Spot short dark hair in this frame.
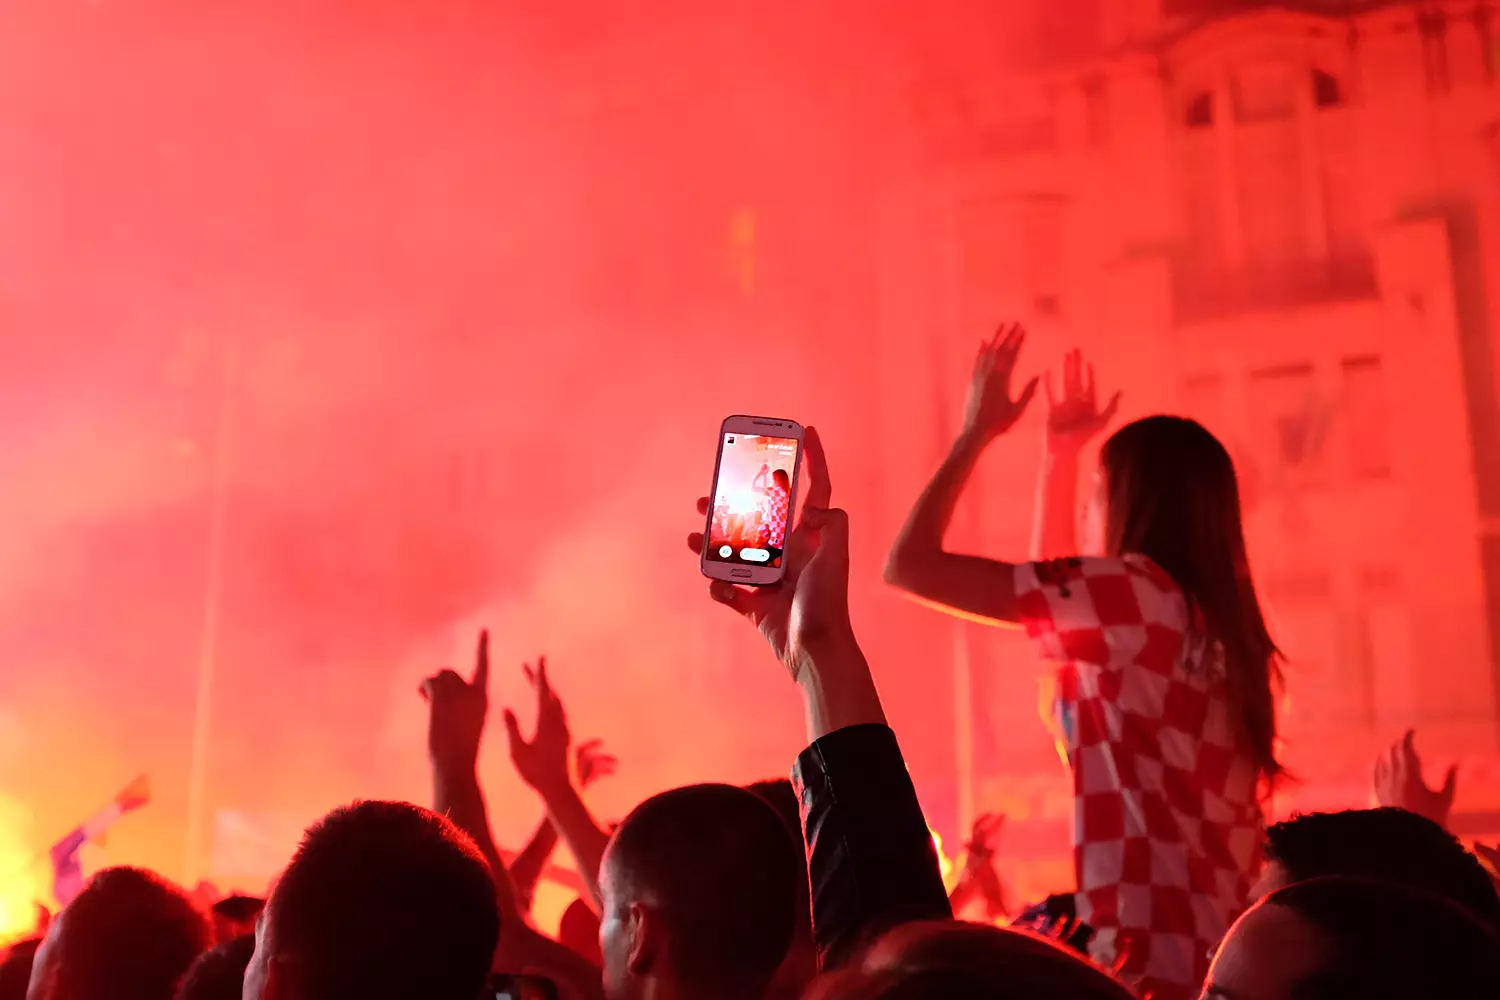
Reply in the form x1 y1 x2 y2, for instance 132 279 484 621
808 921 1136 1000
1264 808 1500 924
41 867 209 1000
0 938 40 1000
1269 876 1500 999
606 784 800 997
269 801 500 1000
176 935 255 1000
210 895 264 924
744 777 809 929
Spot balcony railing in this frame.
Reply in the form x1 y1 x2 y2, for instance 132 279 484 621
1172 253 1379 324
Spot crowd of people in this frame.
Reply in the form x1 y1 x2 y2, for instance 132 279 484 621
4 328 1500 999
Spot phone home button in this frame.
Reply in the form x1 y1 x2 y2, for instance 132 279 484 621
730 568 753 579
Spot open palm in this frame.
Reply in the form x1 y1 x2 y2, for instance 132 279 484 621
962 323 1040 443
1046 349 1120 453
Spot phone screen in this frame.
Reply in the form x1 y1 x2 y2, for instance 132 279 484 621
491 975 559 1000
706 432 800 569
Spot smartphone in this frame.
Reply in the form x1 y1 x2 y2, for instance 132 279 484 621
701 415 804 587
490 974 559 1000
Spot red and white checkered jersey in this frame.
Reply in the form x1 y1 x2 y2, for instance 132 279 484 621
764 484 790 548
1015 554 1264 1000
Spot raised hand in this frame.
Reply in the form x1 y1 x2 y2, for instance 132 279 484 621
1374 729 1457 828
961 323 1040 445
419 630 492 775
574 739 617 789
1045 348 1120 454
502 658 573 795
688 427 850 681
965 813 1006 858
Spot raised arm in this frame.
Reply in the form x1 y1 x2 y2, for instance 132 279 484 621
503 663 612 910
1030 349 1120 561
884 324 1037 625
421 632 522 923
508 740 616 912
691 428 951 970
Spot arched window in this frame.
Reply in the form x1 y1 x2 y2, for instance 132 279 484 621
1185 91 1214 128
1313 70 1342 108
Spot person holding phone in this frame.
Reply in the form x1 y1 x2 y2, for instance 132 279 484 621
884 325 1283 1000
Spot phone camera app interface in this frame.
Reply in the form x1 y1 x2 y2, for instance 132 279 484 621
707 434 796 569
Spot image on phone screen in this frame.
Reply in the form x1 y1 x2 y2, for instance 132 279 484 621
705 431 799 570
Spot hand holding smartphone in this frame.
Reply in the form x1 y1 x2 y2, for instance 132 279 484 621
700 415 804 587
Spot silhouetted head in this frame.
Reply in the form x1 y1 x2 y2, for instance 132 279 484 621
558 899 603 965
1206 876 1500 999
243 801 499 1000
745 778 814 1000
1254 808 1500 925
27 866 209 1000
599 784 800 1000
209 896 263 947
1098 415 1282 786
773 469 791 491
807 920 1135 1000
0 940 40 1000
176 934 254 1000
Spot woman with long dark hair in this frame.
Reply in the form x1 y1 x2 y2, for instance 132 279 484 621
885 325 1282 1000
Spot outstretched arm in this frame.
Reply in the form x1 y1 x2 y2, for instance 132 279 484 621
422 633 521 920
1030 349 1120 561
691 429 951 970
507 741 616 913
503 663 612 909
885 324 1037 625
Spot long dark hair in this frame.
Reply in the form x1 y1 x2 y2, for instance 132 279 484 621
1100 416 1283 789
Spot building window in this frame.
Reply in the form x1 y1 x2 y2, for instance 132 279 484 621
1083 75 1110 147
1341 355 1392 479
1313 70 1342 108
1248 363 1329 492
1021 200 1065 319
1420 10 1451 93
1185 92 1214 129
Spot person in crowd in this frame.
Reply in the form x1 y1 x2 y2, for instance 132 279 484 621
208 896 263 947
690 426 1133 1000
510 739 616 913
503 664 818 999
1203 875 1500 999
559 899 605 966
502 657 613 910
0 940 39 1000
756 467 792 562
690 426 952 969
1373 728 1458 829
947 814 1009 922
597 784 801 1000
807 921 1136 1000
1250 807 1500 924
420 637 607 1000
885 330 1281 999
241 800 499 1000
175 935 253 1000
745 778 818 1000
27 866 209 1000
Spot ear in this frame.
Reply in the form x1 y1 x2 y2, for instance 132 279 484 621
626 902 661 976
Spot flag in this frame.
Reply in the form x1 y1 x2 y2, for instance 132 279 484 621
49 776 151 907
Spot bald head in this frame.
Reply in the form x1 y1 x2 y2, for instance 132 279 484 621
599 784 801 1000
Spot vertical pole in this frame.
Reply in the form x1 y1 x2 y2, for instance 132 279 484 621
939 165 976 839
183 334 237 886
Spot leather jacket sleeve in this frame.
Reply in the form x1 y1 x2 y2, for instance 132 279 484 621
792 723 953 971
